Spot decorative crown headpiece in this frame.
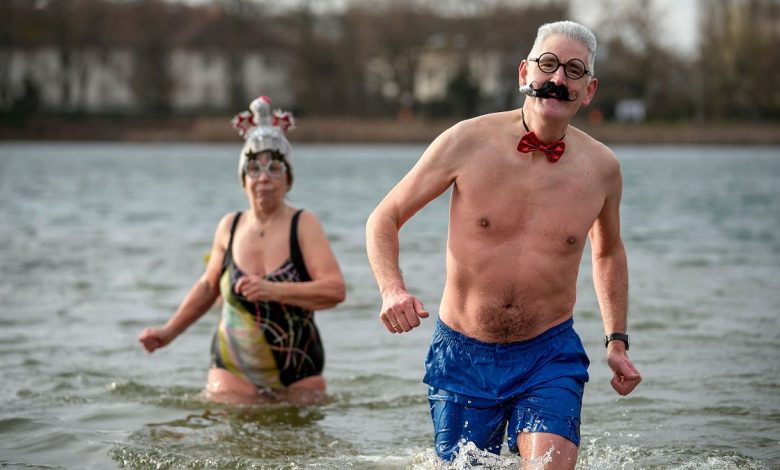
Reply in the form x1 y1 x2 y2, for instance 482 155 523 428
232 96 295 183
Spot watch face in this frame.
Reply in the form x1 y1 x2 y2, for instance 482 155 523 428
605 334 629 350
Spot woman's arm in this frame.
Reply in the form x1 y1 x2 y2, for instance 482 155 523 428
235 211 346 311
138 213 232 352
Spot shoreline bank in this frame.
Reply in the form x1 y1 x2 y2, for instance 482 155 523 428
2 116 779 145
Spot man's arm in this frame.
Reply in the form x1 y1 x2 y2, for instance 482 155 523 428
589 159 642 395
366 125 463 333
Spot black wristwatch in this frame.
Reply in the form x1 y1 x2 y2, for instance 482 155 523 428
604 333 629 350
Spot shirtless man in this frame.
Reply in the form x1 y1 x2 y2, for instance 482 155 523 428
365 21 641 467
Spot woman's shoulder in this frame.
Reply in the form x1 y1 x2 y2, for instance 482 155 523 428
289 207 328 236
217 211 242 229
212 211 242 241
291 207 319 226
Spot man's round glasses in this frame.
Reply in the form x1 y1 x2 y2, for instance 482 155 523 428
529 52 591 80
245 159 287 180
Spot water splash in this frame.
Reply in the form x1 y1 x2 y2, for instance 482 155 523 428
578 442 773 469
407 441 558 470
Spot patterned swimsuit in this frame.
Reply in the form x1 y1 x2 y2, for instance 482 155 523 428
210 210 324 391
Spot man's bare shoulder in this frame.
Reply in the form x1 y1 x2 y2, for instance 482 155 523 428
569 125 621 172
436 110 519 152
439 110 515 136
457 109 518 132
428 110 518 160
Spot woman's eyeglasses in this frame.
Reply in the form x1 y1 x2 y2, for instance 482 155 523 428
245 159 287 180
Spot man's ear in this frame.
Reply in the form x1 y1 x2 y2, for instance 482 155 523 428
518 60 529 88
581 77 598 106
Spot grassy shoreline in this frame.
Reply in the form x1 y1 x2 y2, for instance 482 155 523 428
2 116 779 145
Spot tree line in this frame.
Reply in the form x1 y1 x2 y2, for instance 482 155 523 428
2 0 778 123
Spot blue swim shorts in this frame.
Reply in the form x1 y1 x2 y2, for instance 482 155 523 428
423 318 589 461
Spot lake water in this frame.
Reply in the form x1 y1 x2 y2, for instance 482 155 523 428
0 142 778 469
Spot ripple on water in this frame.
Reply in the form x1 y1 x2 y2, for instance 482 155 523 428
0 334 31 347
133 280 178 293
324 373 426 411
107 380 191 401
630 320 668 331
578 436 774 469
111 405 346 467
0 417 47 434
6 428 82 455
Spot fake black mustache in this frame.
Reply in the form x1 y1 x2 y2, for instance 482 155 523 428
518 81 578 101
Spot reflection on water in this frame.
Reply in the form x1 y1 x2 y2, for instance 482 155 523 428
0 142 778 469
114 406 333 466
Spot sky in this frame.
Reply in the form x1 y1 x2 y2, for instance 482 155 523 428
571 0 699 56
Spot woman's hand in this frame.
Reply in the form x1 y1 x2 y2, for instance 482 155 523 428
235 275 277 302
138 325 175 353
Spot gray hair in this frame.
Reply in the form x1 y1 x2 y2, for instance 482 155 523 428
530 21 597 76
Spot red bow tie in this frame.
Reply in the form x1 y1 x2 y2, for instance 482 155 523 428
516 131 566 163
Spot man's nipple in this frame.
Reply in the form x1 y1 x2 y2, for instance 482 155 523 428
479 218 490 228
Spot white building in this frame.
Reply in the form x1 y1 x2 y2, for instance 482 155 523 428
3 47 137 112
615 99 647 123
1 47 292 113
